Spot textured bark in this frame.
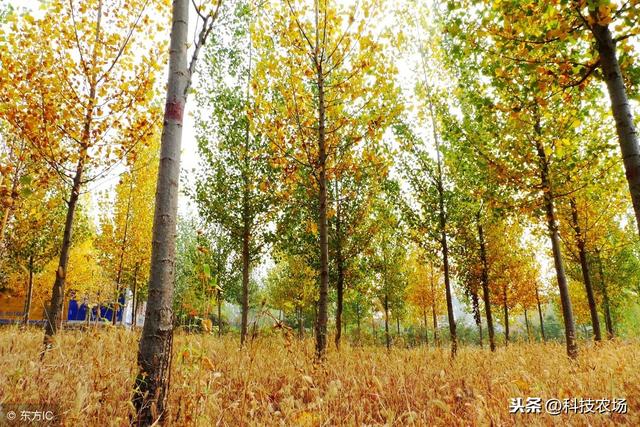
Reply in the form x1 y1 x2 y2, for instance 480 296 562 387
23 255 34 325
430 102 456 357
471 288 483 348
524 308 530 343
534 121 577 358
133 0 190 423
535 285 546 342
477 217 495 351
314 30 329 361
590 21 640 234
569 198 602 341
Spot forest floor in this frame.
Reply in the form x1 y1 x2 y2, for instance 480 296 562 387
0 326 638 426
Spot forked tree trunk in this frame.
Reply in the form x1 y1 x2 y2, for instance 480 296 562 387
43 0 101 349
133 0 190 423
590 20 640 235
570 198 602 341
534 120 577 358
477 215 496 351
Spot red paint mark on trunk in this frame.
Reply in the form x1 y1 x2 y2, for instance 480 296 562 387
165 99 184 123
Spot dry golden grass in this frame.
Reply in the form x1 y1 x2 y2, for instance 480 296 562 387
0 326 638 426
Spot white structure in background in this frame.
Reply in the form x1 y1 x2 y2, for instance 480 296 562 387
122 289 146 327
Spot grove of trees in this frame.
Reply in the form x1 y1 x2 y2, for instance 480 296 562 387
0 0 638 424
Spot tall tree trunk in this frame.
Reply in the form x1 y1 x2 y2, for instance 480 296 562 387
371 312 376 338
0 205 11 243
535 284 546 342
396 316 400 335
590 20 640 234
503 285 509 345
602 283 614 339
524 308 530 343
132 263 139 327
44 0 103 347
133 0 191 423
471 288 483 348
570 198 602 341
240 200 250 345
240 18 253 346
534 119 578 358
23 255 34 325
0 167 20 242
596 251 614 339
477 214 496 351
334 179 345 350
430 102 456 357
314 5 329 360
217 292 222 337
43 156 86 345
432 301 438 346
356 305 361 343
384 294 390 350
297 306 303 339
113 178 134 325
423 308 429 346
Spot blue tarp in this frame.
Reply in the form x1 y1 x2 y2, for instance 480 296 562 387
67 294 125 322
